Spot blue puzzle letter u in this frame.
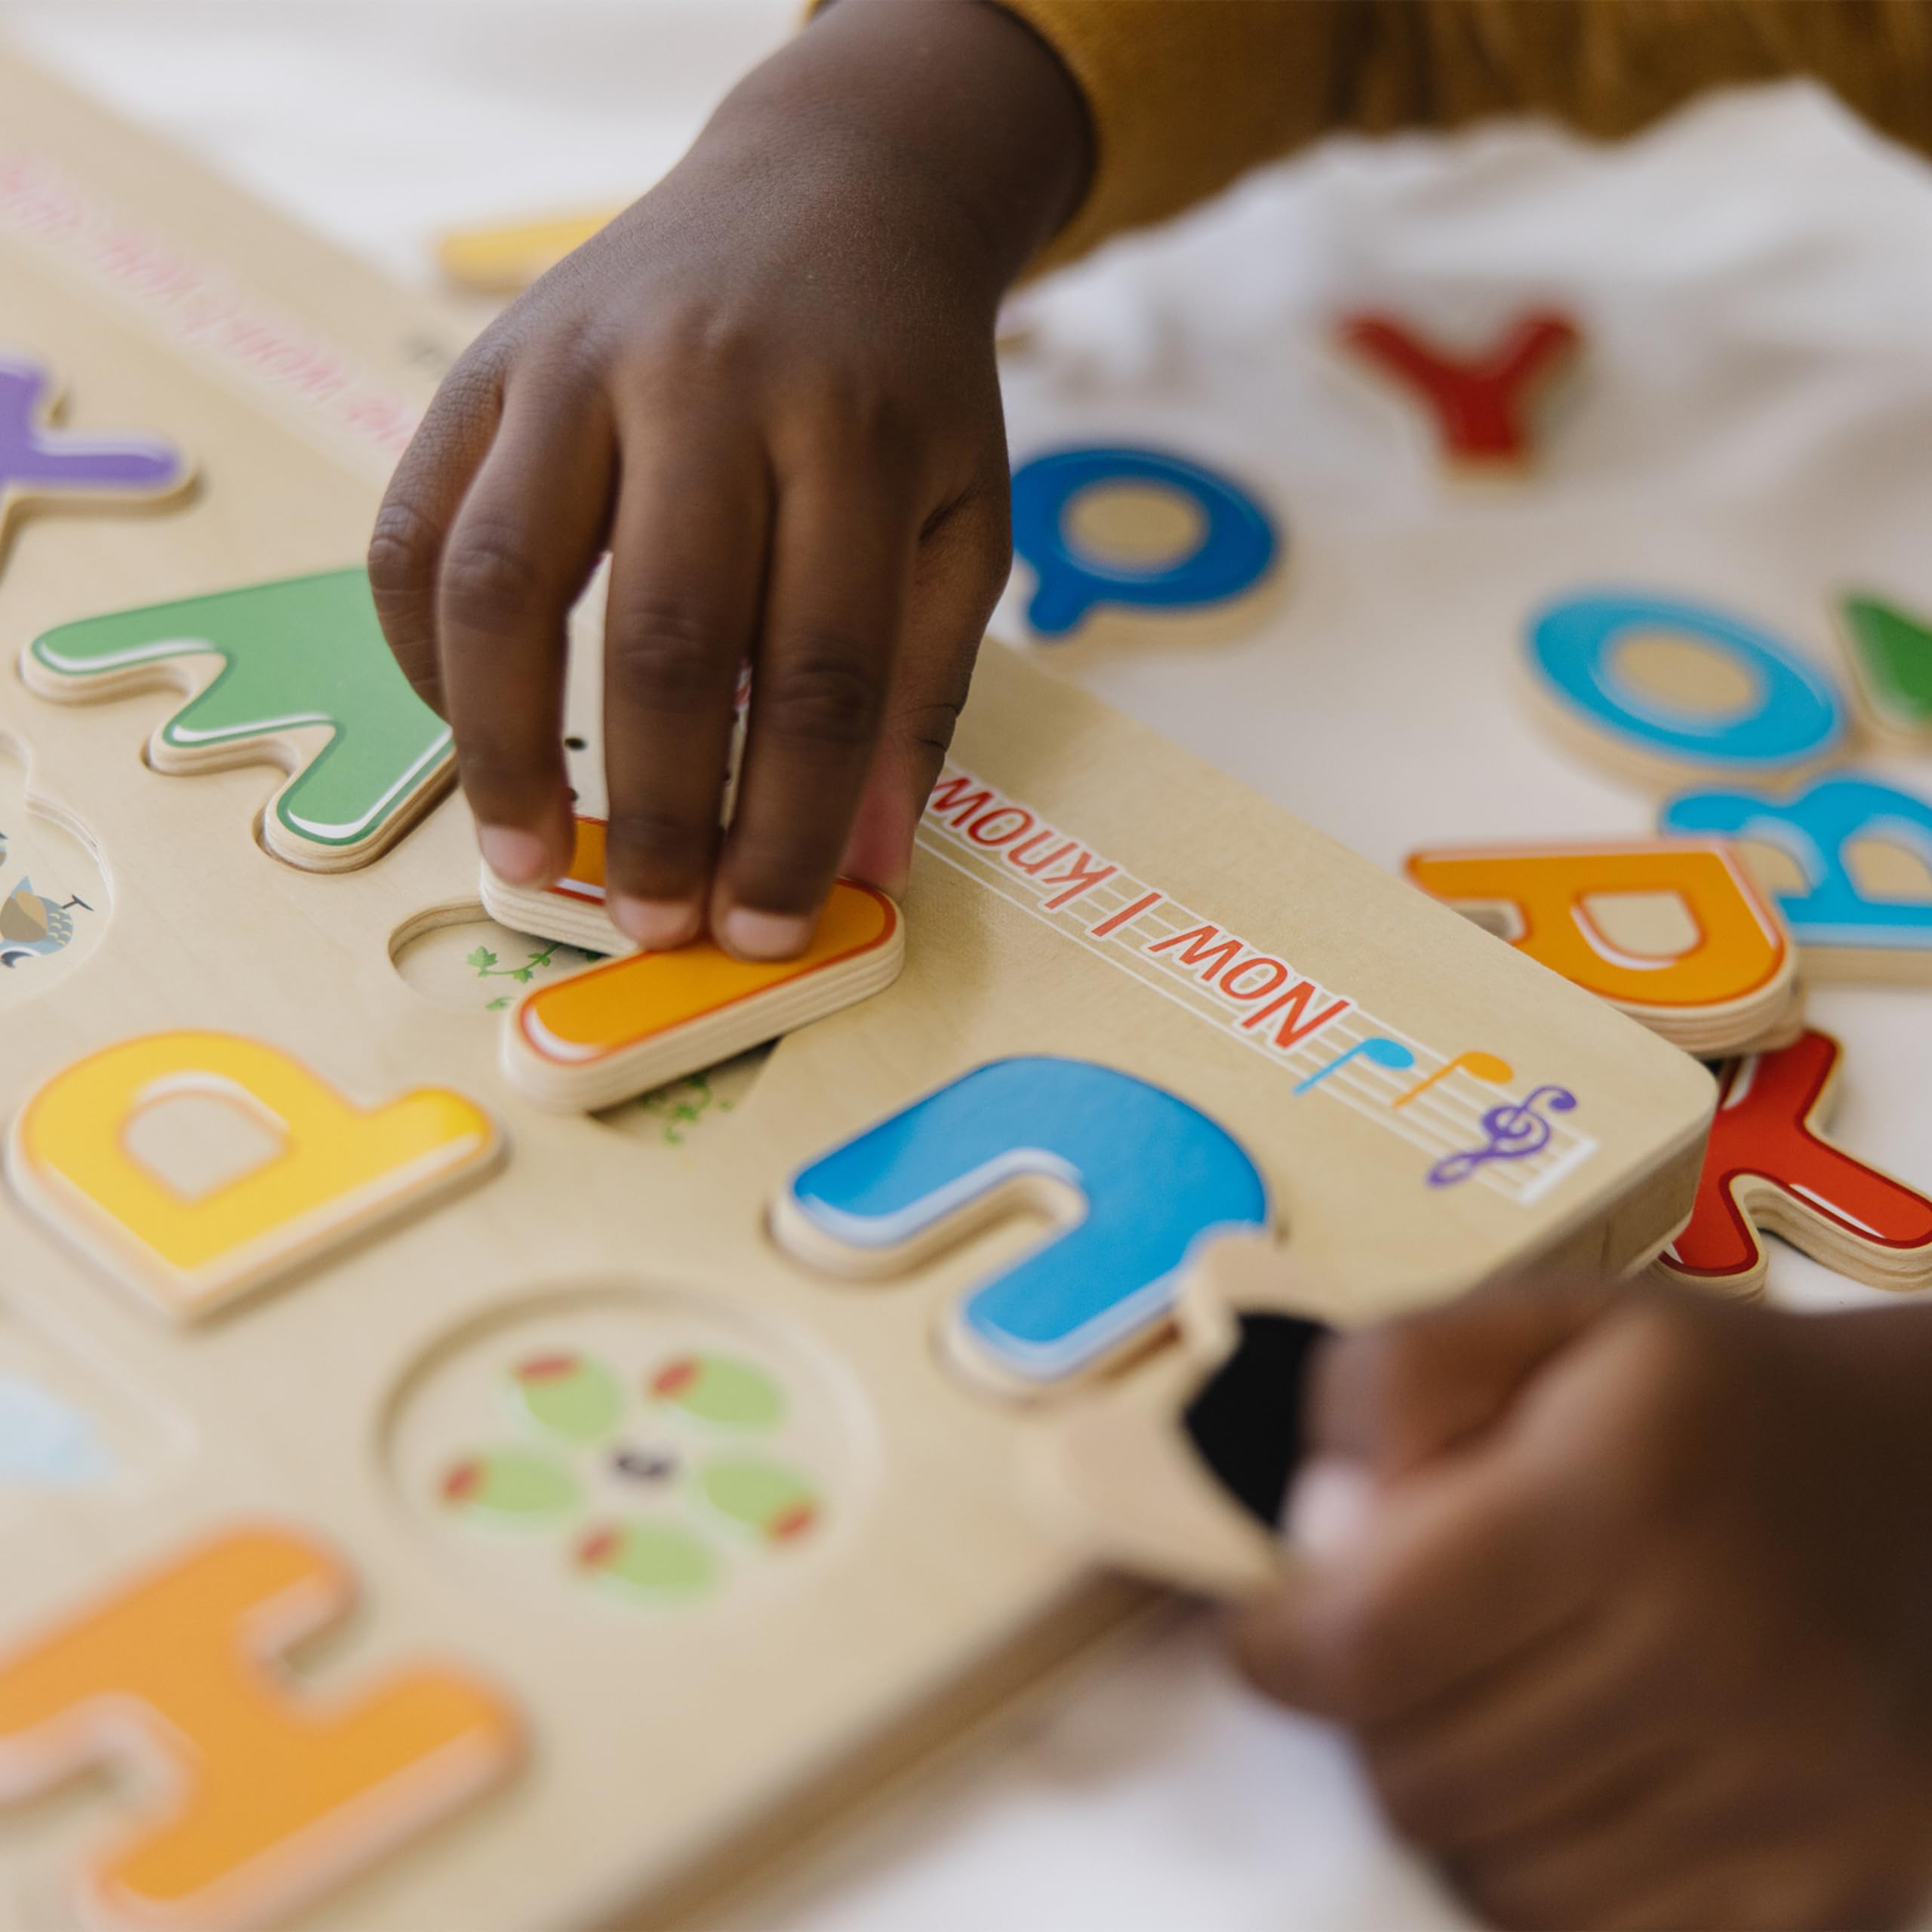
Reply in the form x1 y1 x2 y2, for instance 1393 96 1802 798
775 1057 1269 1389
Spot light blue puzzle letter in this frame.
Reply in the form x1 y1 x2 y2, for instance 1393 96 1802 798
780 1057 1269 1387
1662 774 1932 955
1528 591 1844 774
1011 446 1278 639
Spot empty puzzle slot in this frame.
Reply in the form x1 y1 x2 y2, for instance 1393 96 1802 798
593 1047 770 1149
389 902 599 1015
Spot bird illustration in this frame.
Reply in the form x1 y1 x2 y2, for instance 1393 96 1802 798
0 877 90 966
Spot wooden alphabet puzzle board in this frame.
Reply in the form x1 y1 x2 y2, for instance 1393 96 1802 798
0 48 1718 1930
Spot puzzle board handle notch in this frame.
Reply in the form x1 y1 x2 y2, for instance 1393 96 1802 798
1038 1233 1331 1595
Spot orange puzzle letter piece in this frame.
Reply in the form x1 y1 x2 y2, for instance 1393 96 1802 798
1405 840 1794 1055
8 1031 502 1320
503 878 904 1110
0 1525 520 1930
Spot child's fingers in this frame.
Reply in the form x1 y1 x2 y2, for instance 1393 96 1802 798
435 377 615 886
838 489 1008 893
598 422 769 949
1359 1594 1691 1856
368 358 506 714
711 457 918 958
1450 1753 1869 1932
1307 1276 1620 1480
1234 1430 1603 1729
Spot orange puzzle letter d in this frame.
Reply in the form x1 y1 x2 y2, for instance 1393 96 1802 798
1405 841 1789 1016
0 1526 520 1931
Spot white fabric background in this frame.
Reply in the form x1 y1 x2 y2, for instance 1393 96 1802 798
8 4 1932 1924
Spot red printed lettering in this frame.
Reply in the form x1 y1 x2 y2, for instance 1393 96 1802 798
1090 891 1164 940
928 774 994 825
1011 836 1076 877
1220 955 1291 1002
1241 980 1352 1051
1041 851 1117 910
1147 924 1244 983
967 806 1034 848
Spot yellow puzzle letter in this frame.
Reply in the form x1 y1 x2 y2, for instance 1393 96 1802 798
9 1031 501 1318
0 1525 521 1930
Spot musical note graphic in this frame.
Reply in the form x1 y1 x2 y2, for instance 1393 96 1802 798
1392 1049 1514 1111
1427 1085 1577 1186
1294 1035 1415 1095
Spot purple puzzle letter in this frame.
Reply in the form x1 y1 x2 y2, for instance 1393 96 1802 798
0 355 189 509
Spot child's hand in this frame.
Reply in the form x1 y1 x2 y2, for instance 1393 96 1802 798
1236 1281 1932 1930
369 1 1088 957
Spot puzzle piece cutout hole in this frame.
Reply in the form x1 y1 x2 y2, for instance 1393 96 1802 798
389 905 776 1145
1577 889 1703 960
389 903 599 1015
592 1046 771 1151
122 1090 286 1201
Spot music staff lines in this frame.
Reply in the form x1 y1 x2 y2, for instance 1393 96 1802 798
915 822 1598 1204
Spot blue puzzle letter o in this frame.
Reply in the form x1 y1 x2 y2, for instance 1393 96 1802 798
1528 592 1844 774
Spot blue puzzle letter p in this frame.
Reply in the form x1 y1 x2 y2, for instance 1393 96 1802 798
774 1057 1269 1392
1009 447 1277 642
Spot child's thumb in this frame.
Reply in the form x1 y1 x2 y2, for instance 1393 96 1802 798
1306 1275 1623 1484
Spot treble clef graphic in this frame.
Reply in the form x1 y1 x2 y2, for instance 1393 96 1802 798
1427 1084 1577 1187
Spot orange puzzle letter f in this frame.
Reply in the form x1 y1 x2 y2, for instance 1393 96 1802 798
0 1526 520 1930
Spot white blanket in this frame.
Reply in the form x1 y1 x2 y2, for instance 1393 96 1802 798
9 5 1930 1922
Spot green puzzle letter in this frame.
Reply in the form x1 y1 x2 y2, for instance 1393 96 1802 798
1841 592 1932 735
28 568 451 864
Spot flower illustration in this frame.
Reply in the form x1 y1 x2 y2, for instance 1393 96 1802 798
435 1347 821 1605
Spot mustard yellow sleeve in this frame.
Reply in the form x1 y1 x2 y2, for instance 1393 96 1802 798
989 0 1932 271
986 1 1348 273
